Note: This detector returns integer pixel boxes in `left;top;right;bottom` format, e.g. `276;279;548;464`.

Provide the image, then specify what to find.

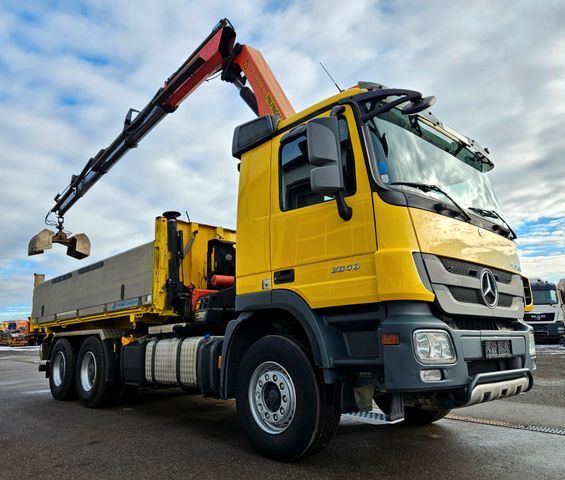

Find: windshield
365;107;503;219
532;288;558;305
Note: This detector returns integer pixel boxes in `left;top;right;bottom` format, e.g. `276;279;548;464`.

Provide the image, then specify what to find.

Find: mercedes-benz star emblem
480;269;498;308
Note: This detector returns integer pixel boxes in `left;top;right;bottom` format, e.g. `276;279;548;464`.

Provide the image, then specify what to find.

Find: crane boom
29;18;294;259
49;19;294;219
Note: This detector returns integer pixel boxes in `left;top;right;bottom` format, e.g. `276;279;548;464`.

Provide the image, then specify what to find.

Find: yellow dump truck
29;19;536;460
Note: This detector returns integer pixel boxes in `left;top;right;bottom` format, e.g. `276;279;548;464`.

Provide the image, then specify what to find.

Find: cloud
520;254;565;284
0;0;564;320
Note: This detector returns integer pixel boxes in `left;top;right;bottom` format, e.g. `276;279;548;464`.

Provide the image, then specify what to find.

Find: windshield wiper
468;207;517;239
390;182;472;222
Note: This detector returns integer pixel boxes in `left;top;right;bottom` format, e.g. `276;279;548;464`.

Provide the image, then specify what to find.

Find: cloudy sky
0;0;564;321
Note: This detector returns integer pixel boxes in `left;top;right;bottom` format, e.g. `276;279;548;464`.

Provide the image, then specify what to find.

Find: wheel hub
52;351;65;387
80;351;97;392
248;361;296;435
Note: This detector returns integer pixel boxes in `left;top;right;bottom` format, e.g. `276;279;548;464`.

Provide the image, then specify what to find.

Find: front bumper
530;322;564;341
379;302;535;407
464;368;532;406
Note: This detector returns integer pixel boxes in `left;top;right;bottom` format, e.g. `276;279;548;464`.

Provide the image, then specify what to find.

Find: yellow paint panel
373;194;421;251
153;217;169;311
288;253;378;308
372;194;433;302
270;106;378;308
409;208;521;274
237;272;270;296
375;249;434;302
236;140;271;295
172;219;236;291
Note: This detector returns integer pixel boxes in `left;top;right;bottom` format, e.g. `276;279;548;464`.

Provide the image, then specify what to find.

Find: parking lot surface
1;344;564;479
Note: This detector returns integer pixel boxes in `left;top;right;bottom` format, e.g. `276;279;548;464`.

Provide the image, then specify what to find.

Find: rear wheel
75;336;120;408
48;339;76;400
236;335;341;461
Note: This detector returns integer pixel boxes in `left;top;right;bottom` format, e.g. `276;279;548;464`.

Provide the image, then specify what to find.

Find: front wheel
236;336;340;461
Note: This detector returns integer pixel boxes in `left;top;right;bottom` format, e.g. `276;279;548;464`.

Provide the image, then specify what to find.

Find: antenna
319;62;342;92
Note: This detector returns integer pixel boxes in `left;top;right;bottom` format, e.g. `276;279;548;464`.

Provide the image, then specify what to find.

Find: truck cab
524;279;565;343
232;84;535;406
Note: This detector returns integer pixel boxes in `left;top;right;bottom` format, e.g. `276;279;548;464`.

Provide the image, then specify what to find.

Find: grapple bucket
28;229;56;256
66;233;91;259
28;229;91;259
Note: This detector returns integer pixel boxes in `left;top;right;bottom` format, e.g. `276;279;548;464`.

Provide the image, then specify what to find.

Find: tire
236;335;341;461
75;336;121;408
374;395;450;425
48;338;76;400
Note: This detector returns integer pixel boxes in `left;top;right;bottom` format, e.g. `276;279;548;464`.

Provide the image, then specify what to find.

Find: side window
280;117;356;211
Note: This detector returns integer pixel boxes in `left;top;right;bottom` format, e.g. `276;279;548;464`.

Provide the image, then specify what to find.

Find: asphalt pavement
1;344;564;479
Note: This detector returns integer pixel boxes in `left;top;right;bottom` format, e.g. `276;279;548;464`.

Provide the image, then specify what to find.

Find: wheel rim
248;361;297;435
80;351;97;392
52;351;65;387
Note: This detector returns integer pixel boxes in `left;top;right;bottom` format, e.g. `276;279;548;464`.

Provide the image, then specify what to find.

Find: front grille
498;294;513;308
450;286;480;304
439;256;513;284
449;287;513;308
452;317;498;330
467;357;523;376
524;312;555;322
426;254;524;319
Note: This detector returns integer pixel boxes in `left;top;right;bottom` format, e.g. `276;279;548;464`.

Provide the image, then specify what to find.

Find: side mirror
306;116;352;220
307;117;343;196
401;95;436;115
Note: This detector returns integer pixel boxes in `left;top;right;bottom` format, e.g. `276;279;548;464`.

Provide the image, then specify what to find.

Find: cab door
270;106;378;309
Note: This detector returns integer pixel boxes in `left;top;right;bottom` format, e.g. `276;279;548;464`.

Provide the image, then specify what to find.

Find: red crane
29;19;294;258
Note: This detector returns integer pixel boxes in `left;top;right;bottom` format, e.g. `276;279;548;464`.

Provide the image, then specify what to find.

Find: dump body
32;242;154;325
31;217;235;332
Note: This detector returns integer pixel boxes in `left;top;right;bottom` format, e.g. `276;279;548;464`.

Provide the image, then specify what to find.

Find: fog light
420;369;442;382
413;330;456;364
528;331;536;358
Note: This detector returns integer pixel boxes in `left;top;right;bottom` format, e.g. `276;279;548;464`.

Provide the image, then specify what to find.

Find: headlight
529;331;536;358
413;330;456;364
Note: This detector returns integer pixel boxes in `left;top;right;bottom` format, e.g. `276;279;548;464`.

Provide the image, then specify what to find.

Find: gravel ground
1;344;564;479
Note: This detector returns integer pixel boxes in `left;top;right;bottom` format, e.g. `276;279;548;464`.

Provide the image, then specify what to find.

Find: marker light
528;331;536;358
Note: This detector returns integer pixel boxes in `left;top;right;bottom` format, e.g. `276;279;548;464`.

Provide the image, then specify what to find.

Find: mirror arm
335;190;352;221
330;107;352;221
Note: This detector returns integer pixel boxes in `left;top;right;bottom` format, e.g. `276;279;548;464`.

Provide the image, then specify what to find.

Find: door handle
274;269;295;284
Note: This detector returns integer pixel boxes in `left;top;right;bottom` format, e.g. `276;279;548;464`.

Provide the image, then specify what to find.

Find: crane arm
48;19;294;220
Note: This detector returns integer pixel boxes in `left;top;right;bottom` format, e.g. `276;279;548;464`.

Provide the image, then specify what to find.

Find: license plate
483;339;512;359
